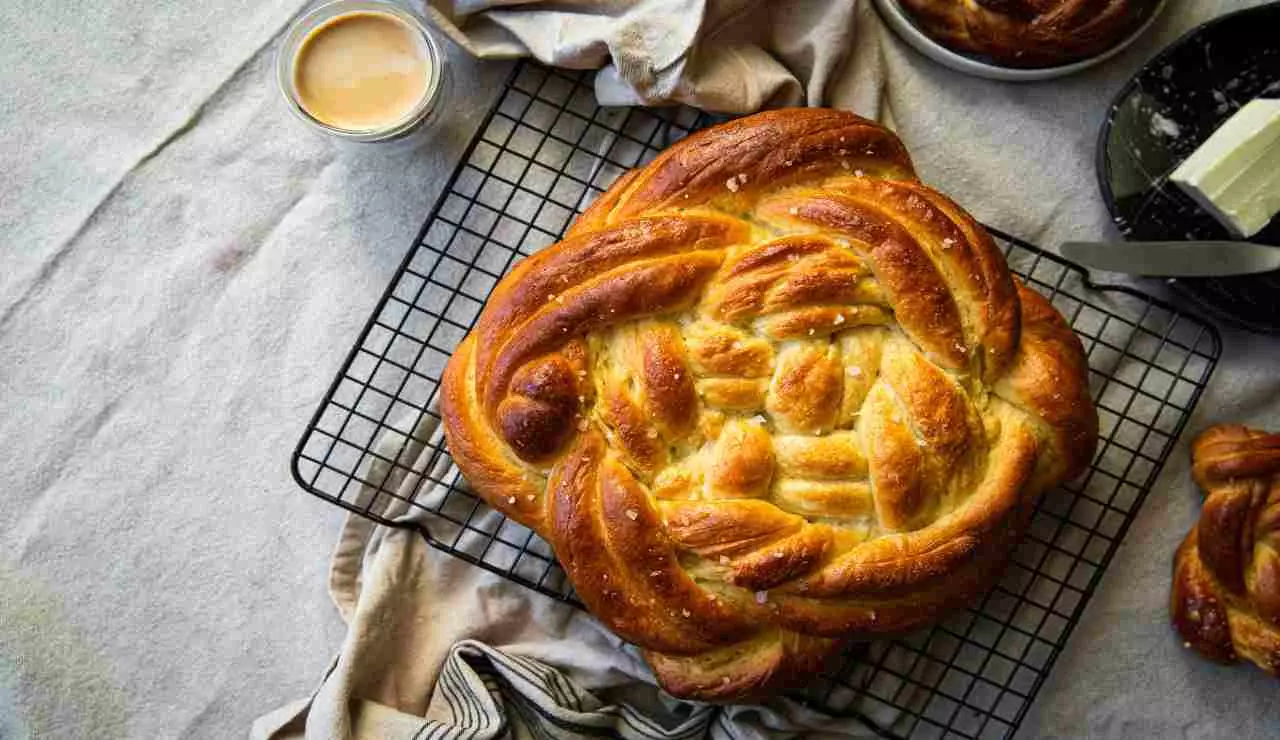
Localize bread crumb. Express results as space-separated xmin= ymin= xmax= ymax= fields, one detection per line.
xmin=527 ymin=494 xmax=536 ymax=502
xmin=725 ymin=177 xmax=740 ymax=192
xmin=719 ymin=555 xmax=731 ymax=565
xmin=847 ymin=366 xmax=862 ymax=377
xmin=507 ymin=496 xmax=516 ymax=504
xmin=1183 ymin=641 xmax=1192 ymax=649
xmin=721 ymin=676 xmax=731 ymax=686
xmin=750 ymin=414 xmax=767 ymax=425
xmin=808 ymin=328 xmax=815 ymax=336
xmin=784 ymin=160 xmax=795 ymax=167
xmin=833 ymin=314 xmax=845 ymax=325
xmin=755 ymin=591 xmax=768 ymax=604
xmin=854 ymin=169 xmax=864 ymax=177
xmin=789 ymin=207 xmax=799 ymax=215
xmin=738 ymin=173 xmax=748 ymax=184
xmin=626 ymin=509 xmax=639 ymax=520
xmin=941 ymin=237 xmax=956 ymax=249
xmin=773 ymin=551 xmax=784 ymax=559
xmin=650 ymin=570 xmax=661 ymax=577
xmin=646 ymin=428 xmax=659 ymax=439
xmin=840 ymin=160 xmax=850 ymax=170
xmin=682 ymin=609 xmax=691 ymax=617
xmin=673 ymin=373 xmax=681 ymax=381
xmin=577 ymin=418 xmax=589 ymax=431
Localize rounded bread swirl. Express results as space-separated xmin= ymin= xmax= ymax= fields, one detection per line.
xmin=441 ymin=109 xmax=1098 ymax=701
xmin=897 ymin=0 xmax=1160 ymax=67
xmin=1172 ymin=424 xmax=1280 ymax=676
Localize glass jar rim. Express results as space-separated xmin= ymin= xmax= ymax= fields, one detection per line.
xmin=276 ymin=0 xmax=444 ymax=142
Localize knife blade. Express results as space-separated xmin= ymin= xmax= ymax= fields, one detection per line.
xmin=1058 ymin=240 xmax=1280 ymax=277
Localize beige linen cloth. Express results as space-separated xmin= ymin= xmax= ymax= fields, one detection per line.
xmin=256 ymin=1 xmax=1280 ymax=738
xmin=424 ymin=0 xmax=885 ymax=114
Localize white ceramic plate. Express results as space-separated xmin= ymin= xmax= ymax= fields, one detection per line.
xmin=874 ymin=0 xmax=1167 ymax=82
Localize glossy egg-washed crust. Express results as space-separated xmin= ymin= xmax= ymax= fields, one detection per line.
xmin=1172 ymin=425 xmax=1280 ymax=676
xmin=441 ymin=109 xmax=1098 ymax=701
xmin=898 ymin=0 xmax=1160 ymax=67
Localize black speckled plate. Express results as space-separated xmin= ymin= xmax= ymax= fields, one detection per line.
xmin=1097 ymin=2 xmax=1280 ymax=333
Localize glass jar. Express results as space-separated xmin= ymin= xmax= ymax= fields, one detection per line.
xmin=276 ymin=0 xmax=445 ymax=143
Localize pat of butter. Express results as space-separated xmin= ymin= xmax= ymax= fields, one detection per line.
xmin=1170 ymin=98 xmax=1280 ymax=238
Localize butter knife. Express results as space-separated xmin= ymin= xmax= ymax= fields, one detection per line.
xmin=1059 ymin=240 xmax=1280 ymax=277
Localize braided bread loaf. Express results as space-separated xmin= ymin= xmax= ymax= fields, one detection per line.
xmin=1172 ymin=424 xmax=1280 ymax=676
xmin=441 ymin=109 xmax=1097 ymax=700
xmin=897 ymin=0 xmax=1160 ymax=67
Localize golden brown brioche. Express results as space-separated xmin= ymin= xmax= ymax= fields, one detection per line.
xmin=441 ymin=109 xmax=1098 ymax=701
xmin=1172 ymin=424 xmax=1280 ymax=676
xmin=897 ymin=0 xmax=1160 ymax=67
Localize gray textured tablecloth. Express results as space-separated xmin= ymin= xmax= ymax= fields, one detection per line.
xmin=3 ymin=1 xmax=1279 ymax=738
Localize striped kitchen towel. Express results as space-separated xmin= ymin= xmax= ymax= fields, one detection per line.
xmin=402 ymin=640 xmax=715 ymax=740
xmin=255 ymin=634 xmax=877 ymax=740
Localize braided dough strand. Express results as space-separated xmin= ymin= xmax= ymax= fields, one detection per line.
xmin=897 ymin=0 xmax=1161 ymax=67
xmin=1173 ymin=425 xmax=1280 ymax=675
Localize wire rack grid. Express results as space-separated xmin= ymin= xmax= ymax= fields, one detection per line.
xmin=292 ymin=61 xmax=1221 ymax=740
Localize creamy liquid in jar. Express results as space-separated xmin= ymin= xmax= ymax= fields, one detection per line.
xmin=292 ymin=11 xmax=431 ymax=131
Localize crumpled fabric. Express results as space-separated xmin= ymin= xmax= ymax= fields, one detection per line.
xmin=423 ymin=0 xmax=880 ymax=113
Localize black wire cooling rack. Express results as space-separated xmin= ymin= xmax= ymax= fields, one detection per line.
xmin=293 ymin=60 xmax=1222 ymax=740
